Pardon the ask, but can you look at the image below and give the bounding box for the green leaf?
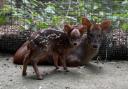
[121,23,128,31]
[36,22,49,29]
[0,16,6,25]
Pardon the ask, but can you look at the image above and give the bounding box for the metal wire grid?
[0,0,128,59]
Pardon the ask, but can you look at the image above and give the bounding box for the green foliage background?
[0,0,128,31]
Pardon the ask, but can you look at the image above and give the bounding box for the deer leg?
[22,51,30,76]
[31,59,43,80]
[53,53,59,70]
[60,55,69,72]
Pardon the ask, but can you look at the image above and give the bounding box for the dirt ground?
[0,54,128,89]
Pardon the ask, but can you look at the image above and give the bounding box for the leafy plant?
[1,0,128,31]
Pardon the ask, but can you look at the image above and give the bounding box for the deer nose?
[73,43,77,46]
[93,45,98,48]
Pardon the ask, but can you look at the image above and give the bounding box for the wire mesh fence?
[0,0,128,60]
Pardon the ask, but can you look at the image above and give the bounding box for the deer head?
[64,20,87,47]
[82,17,111,49]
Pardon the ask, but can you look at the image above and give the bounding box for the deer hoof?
[65,69,69,72]
[22,72,27,76]
[64,68,69,72]
[37,76,43,80]
[54,67,59,71]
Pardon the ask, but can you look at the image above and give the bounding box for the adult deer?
[66,17,111,66]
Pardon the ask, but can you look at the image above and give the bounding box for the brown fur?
[66,17,111,66]
[21,21,86,79]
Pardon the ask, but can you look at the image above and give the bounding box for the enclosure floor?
[0,54,128,89]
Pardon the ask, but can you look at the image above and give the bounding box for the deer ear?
[82,17,91,29]
[64,24,72,33]
[79,25,87,35]
[100,20,111,31]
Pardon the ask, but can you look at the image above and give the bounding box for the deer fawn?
[22,21,86,80]
[66,17,111,66]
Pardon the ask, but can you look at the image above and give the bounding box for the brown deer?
[13,17,111,67]
[66,17,111,66]
[22,23,86,80]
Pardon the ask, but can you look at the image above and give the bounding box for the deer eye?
[98,34,101,37]
[89,34,93,37]
[71,38,74,41]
